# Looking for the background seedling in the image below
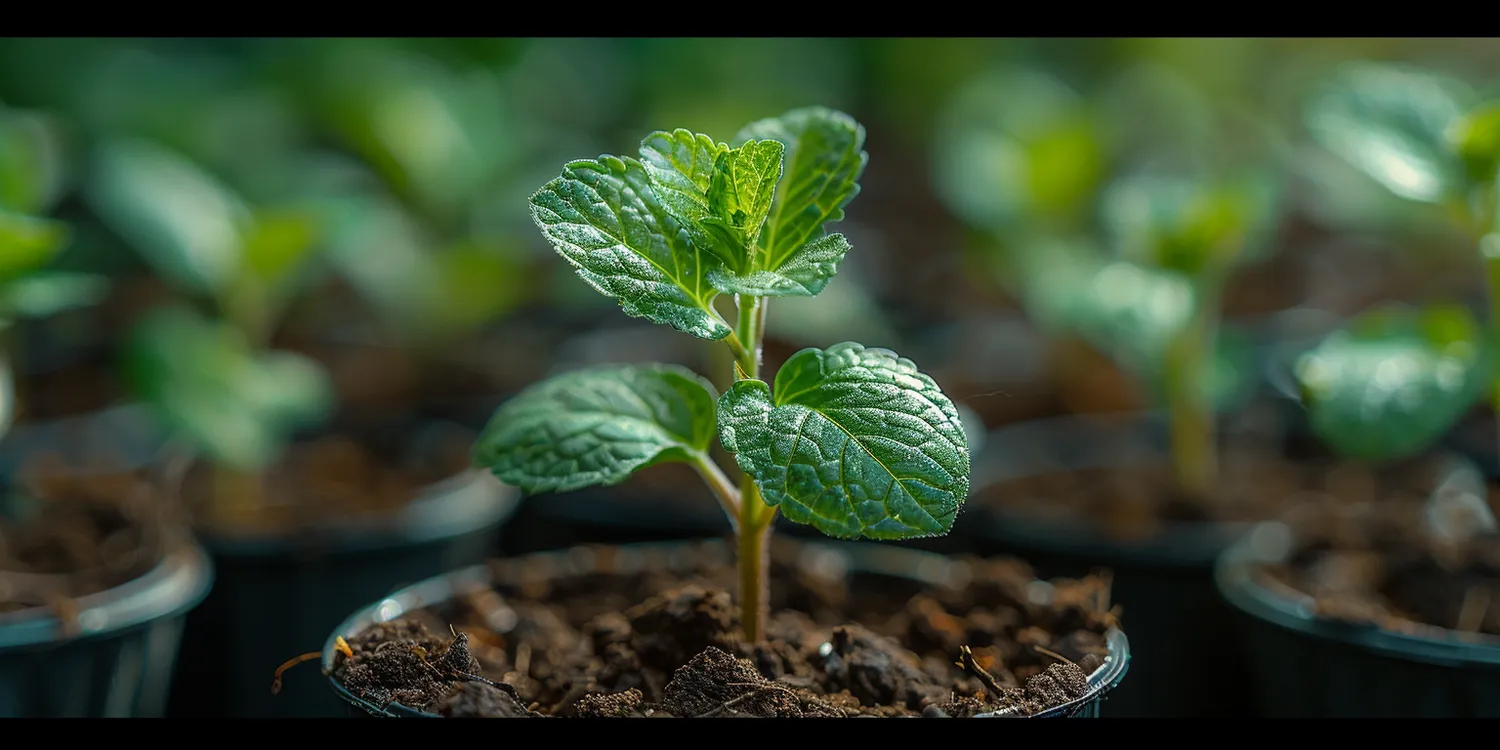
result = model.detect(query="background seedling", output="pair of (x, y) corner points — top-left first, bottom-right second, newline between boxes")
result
(1306, 62), (1500, 464)
(474, 107), (973, 642)
(87, 136), (334, 524)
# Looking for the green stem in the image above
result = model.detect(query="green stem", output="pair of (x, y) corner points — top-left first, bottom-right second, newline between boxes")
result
(689, 452), (741, 531)
(1166, 288), (1217, 500)
(731, 293), (775, 643)
(1482, 235), (1500, 466)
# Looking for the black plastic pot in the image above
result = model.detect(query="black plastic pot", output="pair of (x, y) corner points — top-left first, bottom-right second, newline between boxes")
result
(321, 539), (1131, 718)
(0, 540), (214, 717)
(1216, 522), (1500, 717)
(165, 466), (520, 718)
(941, 411), (1293, 717)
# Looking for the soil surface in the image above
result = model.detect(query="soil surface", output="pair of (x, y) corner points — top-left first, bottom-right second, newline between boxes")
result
(185, 418), (477, 537)
(329, 540), (1119, 717)
(1254, 455), (1500, 640)
(0, 460), (172, 618)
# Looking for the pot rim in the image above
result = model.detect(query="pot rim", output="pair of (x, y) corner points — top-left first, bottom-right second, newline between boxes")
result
(0, 538), (213, 650)
(1215, 521), (1500, 668)
(321, 538), (1131, 719)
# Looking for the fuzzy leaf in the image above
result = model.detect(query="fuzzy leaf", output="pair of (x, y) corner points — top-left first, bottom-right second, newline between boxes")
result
(122, 306), (333, 471)
(530, 154), (730, 341)
(707, 232), (850, 297)
(731, 107), (867, 296)
(473, 363), (719, 494)
(1296, 304), (1491, 462)
(1306, 64), (1470, 203)
(718, 342), (970, 541)
(1101, 172), (1281, 277)
(707, 138), (784, 257)
(638, 129), (736, 266)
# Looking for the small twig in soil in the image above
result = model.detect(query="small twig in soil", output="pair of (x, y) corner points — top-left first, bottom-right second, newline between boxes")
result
(956, 645), (1012, 694)
(695, 681), (816, 718)
(335, 636), (354, 659)
(1031, 644), (1074, 667)
(515, 642), (532, 676)
(1457, 585), (1492, 633)
(271, 652), (322, 695)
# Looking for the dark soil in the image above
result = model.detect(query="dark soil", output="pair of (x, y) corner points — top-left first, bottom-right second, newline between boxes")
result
(1254, 455), (1500, 640)
(184, 419), (477, 537)
(329, 539), (1117, 717)
(0, 460), (171, 617)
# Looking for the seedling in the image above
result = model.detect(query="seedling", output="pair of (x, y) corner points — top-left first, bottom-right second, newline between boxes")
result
(475, 107), (973, 642)
(1306, 62), (1500, 461)
(0, 106), (110, 437)
(87, 137), (334, 523)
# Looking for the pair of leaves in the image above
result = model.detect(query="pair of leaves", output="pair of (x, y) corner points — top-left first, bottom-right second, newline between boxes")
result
(1100, 170), (1282, 278)
(86, 138), (325, 334)
(1296, 304), (1492, 462)
(528, 107), (866, 340)
(931, 66), (1107, 232)
(122, 306), (334, 472)
(0, 110), (107, 328)
(1307, 63), (1500, 219)
(473, 343), (971, 541)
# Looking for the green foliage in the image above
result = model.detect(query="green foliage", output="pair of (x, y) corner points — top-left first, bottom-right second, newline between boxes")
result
(1296, 304), (1493, 462)
(496, 107), (971, 553)
(717, 342), (970, 540)
(1101, 171), (1282, 276)
(473, 364), (719, 494)
(1306, 63), (1488, 210)
(122, 306), (333, 472)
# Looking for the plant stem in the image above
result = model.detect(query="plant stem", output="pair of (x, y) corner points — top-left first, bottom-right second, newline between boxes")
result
(1482, 235), (1500, 467)
(689, 452), (741, 531)
(731, 292), (775, 643)
(1166, 287), (1217, 500)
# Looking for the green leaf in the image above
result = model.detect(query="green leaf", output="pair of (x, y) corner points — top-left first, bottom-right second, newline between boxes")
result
(1306, 63), (1470, 203)
(1101, 172), (1281, 277)
(706, 138), (783, 258)
(0, 109), (65, 215)
(240, 207), (322, 288)
(473, 363), (719, 494)
(1296, 304), (1491, 462)
(86, 138), (250, 296)
(717, 342), (970, 541)
(122, 306), (333, 471)
(707, 233), (850, 297)
(0, 271), (109, 320)
(529, 154), (731, 340)
(638, 129), (734, 265)
(730, 107), (867, 296)
(1451, 102), (1500, 188)
(421, 241), (532, 336)
(0, 210), (68, 281)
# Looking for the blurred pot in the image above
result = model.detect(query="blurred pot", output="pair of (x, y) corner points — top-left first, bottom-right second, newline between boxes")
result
(1217, 520), (1500, 717)
(940, 411), (1293, 717)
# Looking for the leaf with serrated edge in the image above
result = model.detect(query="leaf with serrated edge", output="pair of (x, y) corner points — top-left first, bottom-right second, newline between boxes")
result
(730, 107), (868, 296)
(718, 342), (970, 540)
(474, 364), (719, 494)
(708, 233), (850, 297)
(638, 129), (739, 269)
(707, 138), (784, 257)
(529, 155), (731, 341)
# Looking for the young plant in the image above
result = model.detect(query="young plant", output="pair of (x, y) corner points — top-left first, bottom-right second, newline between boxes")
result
(474, 107), (973, 642)
(1306, 63), (1500, 458)
(86, 137), (334, 524)
(0, 106), (110, 434)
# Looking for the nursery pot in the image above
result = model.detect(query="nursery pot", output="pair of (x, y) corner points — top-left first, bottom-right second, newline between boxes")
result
(1216, 521), (1500, 717)
(321, 538), (1131, 718)
(943, 411), (1289, 717)
(165, 462), (520, 718)
(0, 540), (214, 717)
